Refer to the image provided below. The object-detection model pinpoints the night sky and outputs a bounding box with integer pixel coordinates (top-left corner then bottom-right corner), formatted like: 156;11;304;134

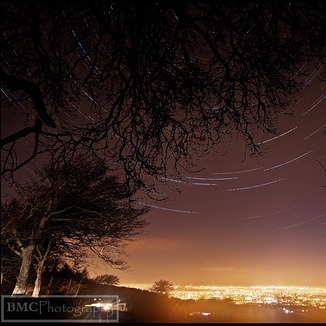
1;61;325;289
88;64;326;287
1;3;325;290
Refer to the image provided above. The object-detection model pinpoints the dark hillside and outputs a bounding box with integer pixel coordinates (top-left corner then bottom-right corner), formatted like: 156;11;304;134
80;284;326;323
81;284;186;323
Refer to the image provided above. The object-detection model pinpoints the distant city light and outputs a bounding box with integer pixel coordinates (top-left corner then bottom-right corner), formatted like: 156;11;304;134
125;283;326;309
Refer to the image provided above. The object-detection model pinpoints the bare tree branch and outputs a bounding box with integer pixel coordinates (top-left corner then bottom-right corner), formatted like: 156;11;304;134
1;2;326;187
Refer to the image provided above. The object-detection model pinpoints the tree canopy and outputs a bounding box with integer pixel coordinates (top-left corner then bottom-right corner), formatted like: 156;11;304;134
149;279;174;296
1;158;148;294
1;1;325;189
91;274;120;286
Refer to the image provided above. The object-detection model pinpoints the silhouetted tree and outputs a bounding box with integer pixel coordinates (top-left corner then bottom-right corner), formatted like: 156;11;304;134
1;157;149;295
0;219;20;293
41;261;89;295
91;274;120;286
1;2;325;188
149;279;174;297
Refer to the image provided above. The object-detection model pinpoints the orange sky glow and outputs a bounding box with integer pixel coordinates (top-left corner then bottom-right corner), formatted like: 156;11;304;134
86;67;326;288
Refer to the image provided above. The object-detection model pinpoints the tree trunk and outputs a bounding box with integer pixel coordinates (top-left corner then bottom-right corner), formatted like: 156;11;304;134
32;240;52;297
66;278;72;294
12;244;35;295
75;279;82;296
12;215;49;295
46;275;54;295
32;260;44;297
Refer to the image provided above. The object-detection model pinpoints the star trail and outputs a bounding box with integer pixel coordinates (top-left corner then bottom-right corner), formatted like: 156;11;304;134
97;65;326;287
1;2;325;291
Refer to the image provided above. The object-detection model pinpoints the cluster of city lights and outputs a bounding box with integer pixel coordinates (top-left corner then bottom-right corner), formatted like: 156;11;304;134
128;284;326;310
169;285;326;308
